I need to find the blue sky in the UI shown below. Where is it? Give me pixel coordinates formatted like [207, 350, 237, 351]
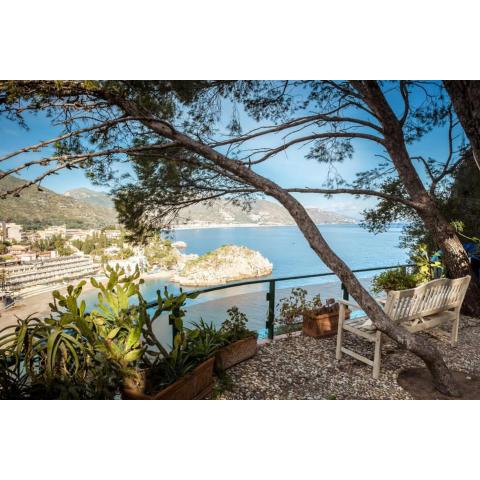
[0, 83, 461, 220]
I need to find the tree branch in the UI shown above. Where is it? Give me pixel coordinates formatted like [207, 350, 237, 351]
[248, 131, 385, 165]
[284, 187, 419, 208]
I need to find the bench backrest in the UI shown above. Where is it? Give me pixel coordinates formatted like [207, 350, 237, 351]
[384, 275, 471, 322]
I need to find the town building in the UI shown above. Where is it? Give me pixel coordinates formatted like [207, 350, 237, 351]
[2, 253, 99, 291]
[1, 222, 25, 242]
[104, 229, 122, 240]
[7, 245, 29, 255]
[37, 225, 67, 240]
[65, 228, 100, 240]
[107, 254, 147, 274]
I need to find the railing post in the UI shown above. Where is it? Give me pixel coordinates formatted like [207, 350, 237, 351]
[341, 282, 349, 301]
[266, 280, 275, 340]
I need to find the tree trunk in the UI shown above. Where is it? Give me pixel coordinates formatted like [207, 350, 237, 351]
[356, 81, 480, 317]
[111, 98, 461, 397]
[444, 81, 480, 173]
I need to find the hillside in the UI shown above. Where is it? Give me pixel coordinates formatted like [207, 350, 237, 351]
[0, 175, 117, 229]
[174, 198, 356, 226]
[64, 187, 115, 209]
[62, 189, 356, 226]
[0, 184, 353, 229]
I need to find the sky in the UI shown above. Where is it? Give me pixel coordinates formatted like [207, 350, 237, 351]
[0, 82, 462, 220]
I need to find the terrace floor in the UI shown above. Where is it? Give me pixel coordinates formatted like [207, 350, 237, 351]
[215, 315, 480, 400]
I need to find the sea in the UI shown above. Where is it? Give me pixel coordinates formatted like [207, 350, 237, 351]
[83, 224, 408, 345]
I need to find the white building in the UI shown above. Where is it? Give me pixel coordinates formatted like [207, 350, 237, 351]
[37, 225, 67, 240]
[104, 229, 122, 240]
[4, 253, 99, 290]
[107, 254, 147, 274]
[104, 246, 121, 255]
[6, 223, 24, 242]
[1, 222, 25, 243]
[66, 228, 100, 240]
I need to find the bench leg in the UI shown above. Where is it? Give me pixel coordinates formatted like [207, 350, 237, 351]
[336, 304, 345, 360]
[451, 313, 460, 347]
[373, 331, 382, 379]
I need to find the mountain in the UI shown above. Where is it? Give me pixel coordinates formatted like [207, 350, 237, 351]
[173, 198, 356, 226]
[62, 189, 355, 226]
[0, 175, 117, 229]
[1, 178, 354, 230]
[64, 188, 114, 209]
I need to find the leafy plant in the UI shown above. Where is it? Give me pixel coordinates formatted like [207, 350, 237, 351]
[277, 288, 337, 335]
[371, 267, 418, 294]
[219, 306, 256, 344]
[0, 263, 247, 399]
[0, 265, 148, 399]
[144, 235, 180, 269]
[411, 243, 444, 283]
[187, 319, 224, 360]
[136, 287, 206, 394]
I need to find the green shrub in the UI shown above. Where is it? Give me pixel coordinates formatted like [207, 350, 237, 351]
[0, 265, 253, 399]
[220, 306, 256, 343]
[0, 266, 146, 399]
[411, 243, 444, 283]
[144, 236, 179, 269]
[371, 268, 418, 294]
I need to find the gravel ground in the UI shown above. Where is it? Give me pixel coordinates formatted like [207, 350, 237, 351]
[215, 315, 480, 400]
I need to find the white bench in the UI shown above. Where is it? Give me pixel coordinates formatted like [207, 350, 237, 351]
[335, 276, 471, 379]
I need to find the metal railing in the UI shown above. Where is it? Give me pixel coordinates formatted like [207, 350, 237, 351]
[146, 263, 414, 343]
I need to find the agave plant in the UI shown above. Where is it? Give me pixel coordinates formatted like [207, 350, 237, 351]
[0, 311, 92, 399]
[88, 266, 146, 380]
[0, 265, 150, 399]
[0, 263, 226, 399]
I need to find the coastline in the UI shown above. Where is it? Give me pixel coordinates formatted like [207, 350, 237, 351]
[173, 222, 357, 230]
[0, 269, 175, 330]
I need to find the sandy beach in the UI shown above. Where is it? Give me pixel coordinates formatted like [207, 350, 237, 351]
[0, 269, 174, 330]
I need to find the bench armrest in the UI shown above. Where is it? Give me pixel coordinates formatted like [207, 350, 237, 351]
[339, 298, 386, 309]
[338, 299, 359, 309]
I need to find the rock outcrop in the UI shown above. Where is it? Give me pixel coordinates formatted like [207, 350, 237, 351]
[172, 245, 273, 286]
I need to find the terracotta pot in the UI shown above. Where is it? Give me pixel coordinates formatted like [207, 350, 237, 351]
[122, 357, 215, 400]
[302, 309, 350, 338]
[215, 336, 257, 371]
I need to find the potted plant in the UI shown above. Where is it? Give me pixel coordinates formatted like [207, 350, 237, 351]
[0, 264, 219, 400]
[122, 291, 219, 400]
[124, 331, 217, 400]
[214, 306, 257, 372]
[371, 267, 418, 294]
[278, 287, 349, 338]
[0, 266, 147, 399]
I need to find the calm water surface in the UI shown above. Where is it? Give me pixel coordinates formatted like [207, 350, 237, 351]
[83, 224, 407, 345]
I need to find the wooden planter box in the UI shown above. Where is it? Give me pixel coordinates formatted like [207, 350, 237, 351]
[302, 309, 350, 338]
[215, 336, 257, 371]
[122, 357, 215, 400]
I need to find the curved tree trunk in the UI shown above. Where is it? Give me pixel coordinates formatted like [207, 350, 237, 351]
[356, 81, 480, 317]
[110, 97, 462, 397]
[444, 81, 480, 174]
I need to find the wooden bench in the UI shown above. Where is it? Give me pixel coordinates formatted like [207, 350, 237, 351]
[335, 276, 471, 379]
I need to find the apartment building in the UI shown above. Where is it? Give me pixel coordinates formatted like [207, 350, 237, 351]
[37, 225, 67, 240]
[1, 222, 25, 242]
[66, 228, 100, 240]
[104, 229, 122, 240]
[3, 253, 99, 290]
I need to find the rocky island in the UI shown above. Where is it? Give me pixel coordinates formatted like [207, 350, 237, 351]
[172, 245, 273, 286]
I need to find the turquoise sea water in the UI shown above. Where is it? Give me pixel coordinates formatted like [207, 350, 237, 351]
[83, 224, 408, 345]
